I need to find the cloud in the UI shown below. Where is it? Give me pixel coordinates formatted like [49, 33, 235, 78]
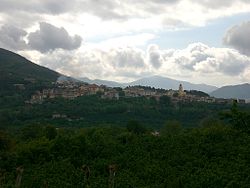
[242, 68, 250, 82]
[28, 22, 82, 53]
[105, 47, 146, 69]
[33, 42, 250, 85]
[39, 47, 147, 80]
[94, 33, 156, 49]
[223, 21, 250, 56]
[0, 0, 249, 28]
[147, 45, 163, 69]
[0, 24, 28, 50]
[0, 0, 76, 15]
[161, 43, 250, 76]
[192, 0, 250, 9]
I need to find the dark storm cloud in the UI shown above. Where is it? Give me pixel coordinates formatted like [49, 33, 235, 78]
[223, 21, 250, 56]
[28, 22, 82, 53]
[0, 24, 28, 50]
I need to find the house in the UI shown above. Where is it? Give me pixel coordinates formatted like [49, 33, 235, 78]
[124, 87, 145, 97]
[88, 84, 101, 95]
[101, 90, 119, 100]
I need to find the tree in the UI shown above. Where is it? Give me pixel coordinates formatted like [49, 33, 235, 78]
[161, 120, 182, 135]
[221, 101, 250, 131]
[45, 125, 57, 140]
[21, 125, 43, 140]
[126, 120, 147, 135]
[159, 96, 171, 105]
[0, 131, 12, 151]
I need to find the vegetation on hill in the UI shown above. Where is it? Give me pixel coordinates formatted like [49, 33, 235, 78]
[2, 94, 249, 130]
[0, 48, 59, 97]
[185, 90, 210, 97]
[0, 103, 250, 187]
[0, 48, 60, 109]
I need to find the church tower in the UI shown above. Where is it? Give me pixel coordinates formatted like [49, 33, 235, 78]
[178, 84, 186, 96]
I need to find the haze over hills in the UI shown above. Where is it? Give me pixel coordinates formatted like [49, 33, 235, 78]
[79, 77, 125, 88]
[210, 83, 250, 100]
[79, 76, 218, 93]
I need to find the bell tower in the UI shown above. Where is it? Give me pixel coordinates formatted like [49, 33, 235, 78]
[178, 84, 186, 96]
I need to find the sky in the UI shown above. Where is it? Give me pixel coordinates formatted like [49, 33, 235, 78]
[0, 0, 250, 87]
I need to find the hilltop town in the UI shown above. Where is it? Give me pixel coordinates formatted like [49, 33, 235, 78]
[27, 80, 246, 104]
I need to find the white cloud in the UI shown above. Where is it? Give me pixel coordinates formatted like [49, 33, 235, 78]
[89, 33, 156, 49]
[1, 0, 250, 40]
[27, 42, 249, 86]
[1, 1, 250, 86]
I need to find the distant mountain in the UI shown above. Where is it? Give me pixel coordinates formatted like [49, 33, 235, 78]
[57, 75, 82, 83]
[79, 77, 126, 87]
[210, 83, 250, 99]
[129, 76, 217, 93]
[79, 75, 217, 93]
[0, 48, 60, 96]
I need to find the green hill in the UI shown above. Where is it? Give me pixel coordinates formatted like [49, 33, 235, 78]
[0, 48, 59, 96]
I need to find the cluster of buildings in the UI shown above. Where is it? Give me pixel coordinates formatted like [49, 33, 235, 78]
[27, 81, 246, 104]
[28, 82, 105, 104]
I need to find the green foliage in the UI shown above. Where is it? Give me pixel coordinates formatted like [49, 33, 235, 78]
[45, 125, 57, 140]
[199, 117, 224, 128]
[0, 131, 13, 151]
[2, 94, 242, 130]
[20, 125, 44, 141]
[1, 122, 250, 187]
[185, 90, 209, 97]
[161, 120, 182, 135]
[159, 95, 171, 106]
[220, 101, 250, 132]
[126, 120, 147, 135]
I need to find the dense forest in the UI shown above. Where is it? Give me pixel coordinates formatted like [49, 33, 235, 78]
[1, 95, 250, 187]
[1, 94, 250, 129]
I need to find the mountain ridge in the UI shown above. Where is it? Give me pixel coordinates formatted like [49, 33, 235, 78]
[210, 83, 250, 99]
[78, 75, 218, 93]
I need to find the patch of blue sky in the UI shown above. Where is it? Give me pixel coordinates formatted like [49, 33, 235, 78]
[149, 12, 250, 49]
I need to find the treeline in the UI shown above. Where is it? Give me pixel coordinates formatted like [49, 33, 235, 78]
[2, 95, 249, 130]
[0, 104, 250, 187]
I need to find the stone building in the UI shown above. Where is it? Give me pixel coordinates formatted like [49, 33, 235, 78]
[178, 84, 186, 97]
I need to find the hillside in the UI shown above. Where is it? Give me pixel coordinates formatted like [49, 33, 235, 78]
[210, 83, 250, 99]
[0, 48, 60, 96]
